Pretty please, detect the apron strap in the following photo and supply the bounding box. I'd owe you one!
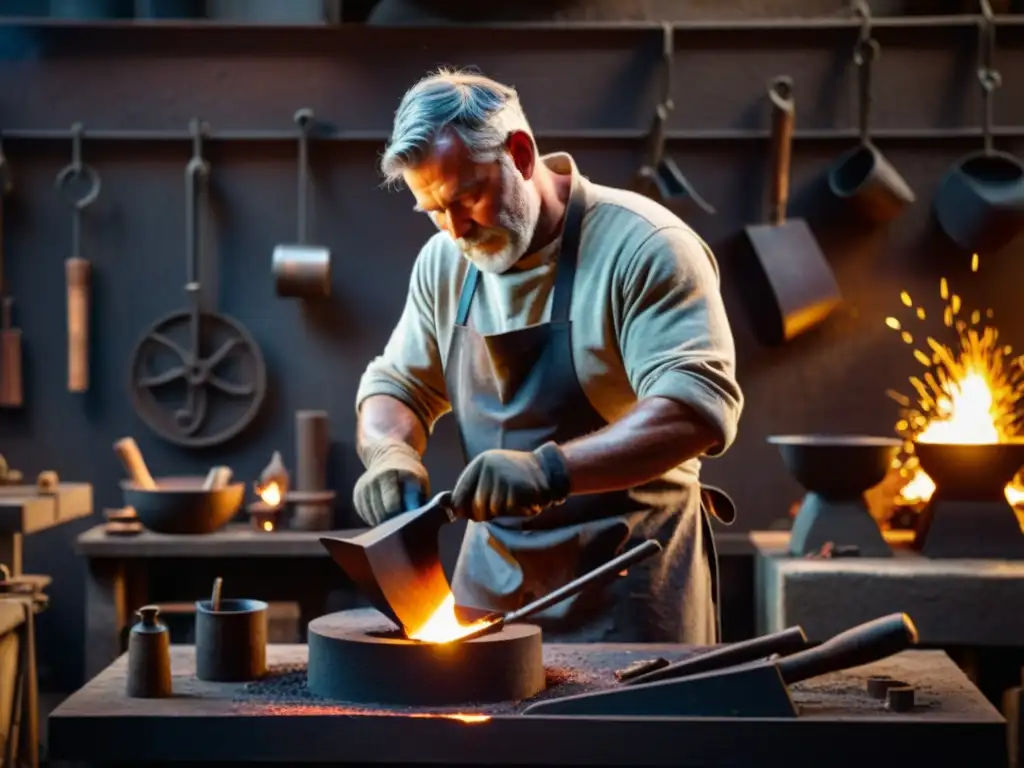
[550,176,587,324]
[699,498,724,643]
[454,265,480,326]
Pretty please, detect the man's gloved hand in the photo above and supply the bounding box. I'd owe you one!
[452,445,568,522]
[352,438,430,526]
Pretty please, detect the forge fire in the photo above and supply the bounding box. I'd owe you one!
[885,255,1024,514]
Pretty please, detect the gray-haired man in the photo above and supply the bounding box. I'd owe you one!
[353,70,743,644]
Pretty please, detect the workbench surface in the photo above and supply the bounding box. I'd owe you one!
[49,643,1005,766]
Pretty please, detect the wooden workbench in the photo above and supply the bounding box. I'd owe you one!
[48,643,1006,766]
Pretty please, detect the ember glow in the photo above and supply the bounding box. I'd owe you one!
[257,481,283,507]
[406,593,496,644]
[885,258,1024,511]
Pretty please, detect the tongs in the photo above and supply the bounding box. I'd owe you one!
[454,539,663,642]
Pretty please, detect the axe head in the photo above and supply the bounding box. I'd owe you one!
[320,491,455,636]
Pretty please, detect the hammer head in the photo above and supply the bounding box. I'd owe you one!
[320,491,455,636]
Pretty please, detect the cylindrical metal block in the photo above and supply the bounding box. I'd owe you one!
[195,598,268,682]
[273,244,332,299]
[293,410,331,530]
[307,608,545,706]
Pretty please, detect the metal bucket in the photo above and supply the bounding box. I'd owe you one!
[934,149,1024,254]
[934,9,1024,254]
[195,598,268,682]
[273,110,331,299]
[827,34,915,224]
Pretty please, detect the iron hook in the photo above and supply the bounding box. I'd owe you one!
[54,124,101,210]
[851,0,872,43]
[294,108,315,133]
[976,0,999,92]
[660,23,674,113]
[186,118,210,179]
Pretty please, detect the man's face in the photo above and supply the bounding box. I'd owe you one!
[403,131,541,274]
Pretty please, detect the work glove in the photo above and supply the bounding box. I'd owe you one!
[352,438,430,527]
[452,443,570,522]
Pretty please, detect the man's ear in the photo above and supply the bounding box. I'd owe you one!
[506,131,536,180]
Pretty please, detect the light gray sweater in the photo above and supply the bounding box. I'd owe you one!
[356,153,744,479]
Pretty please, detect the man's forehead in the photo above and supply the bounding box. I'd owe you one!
[405,132,489,193]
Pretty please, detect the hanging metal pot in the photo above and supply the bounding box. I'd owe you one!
[827,7,915,224]
[933,1,1024,254]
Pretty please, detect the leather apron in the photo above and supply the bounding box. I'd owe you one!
[444,174,733,644]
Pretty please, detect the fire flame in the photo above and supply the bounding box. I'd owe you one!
[257,482,282,507]
[406,593,496,644]
[885,258,1024,512]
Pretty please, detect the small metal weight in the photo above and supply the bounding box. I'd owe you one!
[195,596,268,682]
[127,605,172,698]
[273,108,331,299]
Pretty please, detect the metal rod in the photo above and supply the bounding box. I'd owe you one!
[2,14,1024,32]
[2,126,1024,145]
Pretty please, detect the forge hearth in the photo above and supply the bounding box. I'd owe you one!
[769,435,901,557]
[913,440,1024,559]
[306,608,545,706]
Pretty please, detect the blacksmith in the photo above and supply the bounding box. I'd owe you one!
[352,69,743,644]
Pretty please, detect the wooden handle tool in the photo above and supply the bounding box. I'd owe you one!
[202,466,233,490]
[0,296,22,408]
[66,256,90,392]
[113,437,158,490]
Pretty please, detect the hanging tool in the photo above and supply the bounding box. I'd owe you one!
[742,76,842,346]
[0,134,22,409]
[523,612,919,717]
[129,118,267,448]
[827,0,915,223]
[272,108,332,299]
[55,123,101,393]
[634,24,715,215]
[933,0,1024,255]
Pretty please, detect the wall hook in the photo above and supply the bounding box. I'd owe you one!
[634,23,715,215]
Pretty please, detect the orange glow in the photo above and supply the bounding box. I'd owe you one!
[885,261,1024,516]
[257,481,282,507]
[248,703,491,722]
[410,712,492,724]
[262,520,274,532]
[406,593,496,644]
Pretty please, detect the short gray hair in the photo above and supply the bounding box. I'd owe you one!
[379,68,534,186]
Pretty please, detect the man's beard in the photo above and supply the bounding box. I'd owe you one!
[455,164,541,275]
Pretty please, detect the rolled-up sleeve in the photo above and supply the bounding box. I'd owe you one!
[617,226,744,456]
[355,243,451,432]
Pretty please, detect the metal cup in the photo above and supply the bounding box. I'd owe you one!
[828,142,915,224]
[933,150,1024,254]
[195,598,268,682]
[272,243,331,299]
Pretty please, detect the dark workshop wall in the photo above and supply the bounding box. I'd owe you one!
[2,15,1024,690]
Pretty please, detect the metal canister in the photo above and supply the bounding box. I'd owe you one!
[127,605,172,698]
[195,598,268,682]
